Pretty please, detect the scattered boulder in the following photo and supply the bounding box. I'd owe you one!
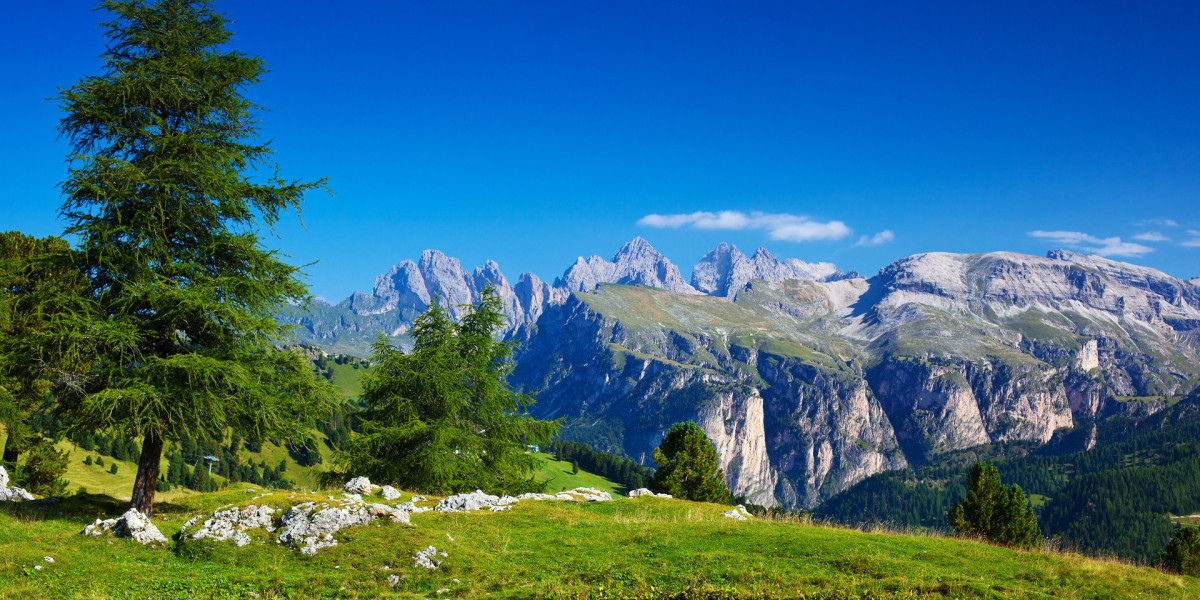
[411,495,427,503]
[0,465,34,502]
[83,508,168,544]
[0,486,34,502]
[413,545,447,569]
[381,485,401,501]
[185,504,278,547]
[387,574,400,587]
[276,502,376,555]
[435,490,519,513]
[628,488,672,499]
[721,505,752,521]
[343,477,377,495]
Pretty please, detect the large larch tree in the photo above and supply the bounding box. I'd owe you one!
[55,0,334,515]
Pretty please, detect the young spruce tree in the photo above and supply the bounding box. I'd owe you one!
[336,288,559,495]
[55,0,334,515]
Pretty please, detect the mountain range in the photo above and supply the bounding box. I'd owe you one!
[284,239,1200,510]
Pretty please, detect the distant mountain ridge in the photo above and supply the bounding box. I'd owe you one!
[283,239,1200,510]
[281,237,852,355]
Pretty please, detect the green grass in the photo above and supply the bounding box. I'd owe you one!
[534,452,624,496]
[325,361,368,399]
[1,484,1198,599]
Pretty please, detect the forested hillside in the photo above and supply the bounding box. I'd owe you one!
[816,393,1200,562]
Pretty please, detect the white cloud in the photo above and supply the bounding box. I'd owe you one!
[853,230,895,247]
[1028,230,1154,257]
[637,210,852,243]
[1183,231,1200,248]
[1136,218,1179,228]
[1132,231,1170,242]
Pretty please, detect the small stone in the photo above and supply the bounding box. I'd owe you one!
[34,565,42,571]
[43,557,54,563]
[387,574,400,587]
[380,485,401,501]
[413,545,443,569]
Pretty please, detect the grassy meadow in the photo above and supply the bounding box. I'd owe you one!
[2,482,1198,599]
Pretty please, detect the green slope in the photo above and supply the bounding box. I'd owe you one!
[534,452,624,495]
[2,484,1198,599]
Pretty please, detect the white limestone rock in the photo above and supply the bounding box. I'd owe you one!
[380,485,401,501]
[342,477,377,495]
[413,545,446,569]
[0,486,34,502]
[627,488,672,499]
[276,502,375,555]
[0,465,8,488]
[722,505,752,521]
[434,490,519,513]
[83,508,168,544]
[185,504,278,547]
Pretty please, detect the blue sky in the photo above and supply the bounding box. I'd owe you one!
[4,1,1199,300]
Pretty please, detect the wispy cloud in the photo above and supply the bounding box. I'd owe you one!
[637,211,852,243]
[1028,230,1154,257]
[853,230,895,247]
[1132,231,1170,242]
[1183,230,1200,248]
[1136,218,1179,228]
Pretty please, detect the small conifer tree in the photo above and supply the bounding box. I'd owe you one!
[649,422,731,503]
[948,461,1041,549]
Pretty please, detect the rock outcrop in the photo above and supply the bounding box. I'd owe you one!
[0,466,34,502]
[83,509,168,545]
[184,504,277,547]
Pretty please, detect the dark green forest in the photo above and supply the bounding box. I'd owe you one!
[815,393,1200,562]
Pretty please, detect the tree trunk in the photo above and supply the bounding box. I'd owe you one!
[130,434,163,516]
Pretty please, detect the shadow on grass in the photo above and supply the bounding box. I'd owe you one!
[0,491,190,524]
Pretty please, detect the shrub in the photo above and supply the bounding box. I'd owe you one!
[109,463,118,475]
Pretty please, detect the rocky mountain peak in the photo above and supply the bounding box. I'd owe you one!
[556,238,698,295]
[692,243,846,299]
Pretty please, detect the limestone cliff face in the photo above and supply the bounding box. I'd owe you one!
[513,293,907,510]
